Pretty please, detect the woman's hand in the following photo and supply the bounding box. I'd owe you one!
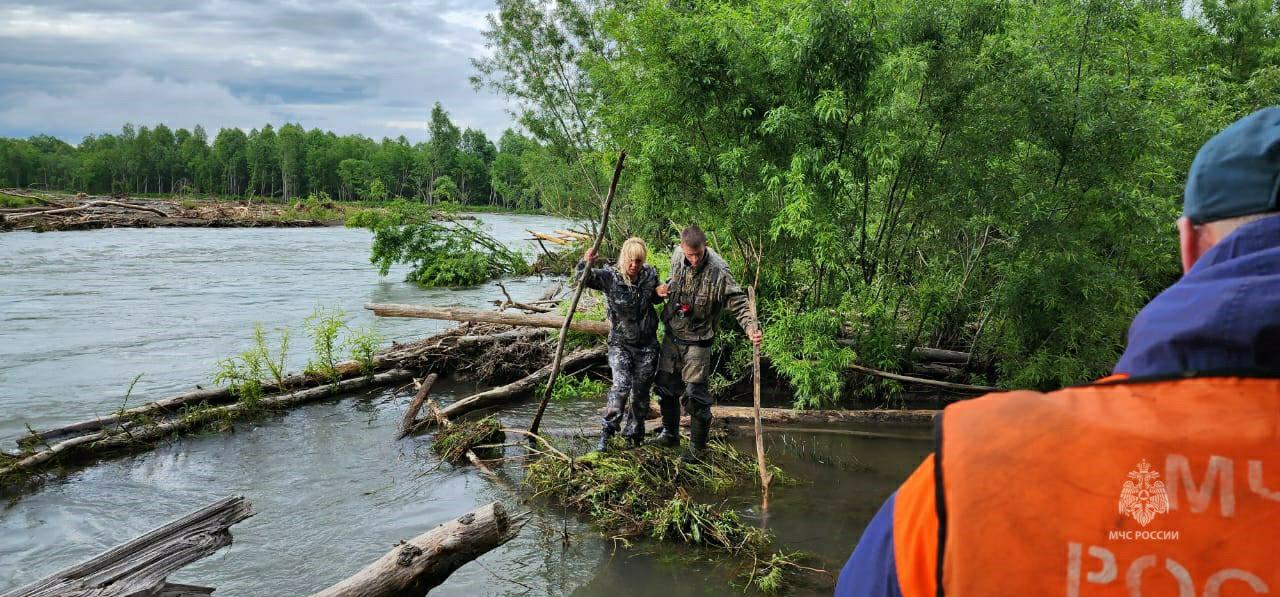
[656,284,669,298]
[583,248,596,263]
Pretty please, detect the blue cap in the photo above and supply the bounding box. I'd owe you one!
[1184,107,1280,224]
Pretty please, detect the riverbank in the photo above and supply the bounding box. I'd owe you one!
[0,189,544,233]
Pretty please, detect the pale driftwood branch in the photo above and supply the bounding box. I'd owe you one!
[399,373,439,439]
[4,495,253,597]
[366,303,609,336]
[555,229,591,241]
[412,345,607,429]
[527,230,571,245]
[848,363,996,393]
[493,282,552,313]
[311,501,521,597]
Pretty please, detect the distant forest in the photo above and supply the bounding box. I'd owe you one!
[0,103,582,211]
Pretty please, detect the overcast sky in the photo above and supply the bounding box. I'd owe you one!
[0,0,514,144]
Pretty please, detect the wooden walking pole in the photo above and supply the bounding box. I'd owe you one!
[748,285,773,509]
[528,150,626,435]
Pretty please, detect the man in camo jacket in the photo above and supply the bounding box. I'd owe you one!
[650,225,762,461]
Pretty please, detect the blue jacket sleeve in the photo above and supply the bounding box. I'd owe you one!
[835,491,903,597]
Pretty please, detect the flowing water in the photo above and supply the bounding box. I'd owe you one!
[0,216,931,595]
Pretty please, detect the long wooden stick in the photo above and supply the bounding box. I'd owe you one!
[748,287,773,509]
[528,150,626,435]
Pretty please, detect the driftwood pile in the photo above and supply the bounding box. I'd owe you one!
[0,318,595,485]
[0,189,327,232]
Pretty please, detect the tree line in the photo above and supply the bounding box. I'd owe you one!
[474,0,1280,403]
[0,103,569,210]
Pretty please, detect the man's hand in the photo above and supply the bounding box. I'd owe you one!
[749,327,763,346]
[583,248,596,263]
[656,284,669,298]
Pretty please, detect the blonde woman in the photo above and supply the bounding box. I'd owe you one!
[578,237,663,450]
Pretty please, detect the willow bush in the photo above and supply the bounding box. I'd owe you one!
[477,0,1280,404]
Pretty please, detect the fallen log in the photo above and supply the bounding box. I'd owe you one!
[24,338,450,447]
[311,501,521,597]
[848,363,996,393]
[454,328,548,346]
[366,303,610,336]
[710,406,937,427]
[555,229,591,241]
[834,340,972,364]
[3,495,253,597]
[907,346,970,364]
[527,230,571,246]
[6,200,169,220]
[419,345,608,428]
[3,370,413,480]
[910,363,964,378]
[399,373,439,439]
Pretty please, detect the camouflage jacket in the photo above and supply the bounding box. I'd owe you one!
[576,260,662,347]
[661,246,756,345]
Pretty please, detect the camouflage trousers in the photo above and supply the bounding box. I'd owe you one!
[655,335,714,423]
[603,343,658,439]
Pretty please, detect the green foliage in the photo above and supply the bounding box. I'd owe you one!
[212,323,292,406]
[479,0,1280,397]
[345,326,383,378]
[538,374,609,402]
[351,199,531,287]
[762,308,855,409]
[0,106,552,208]
[431,176,459,202]
[305,307,346,383]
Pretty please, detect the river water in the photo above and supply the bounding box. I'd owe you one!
[0,216,930,595]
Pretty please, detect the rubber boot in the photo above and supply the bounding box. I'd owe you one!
[595,427,615,452]
[646,399,681,448]
[680,416,709,463]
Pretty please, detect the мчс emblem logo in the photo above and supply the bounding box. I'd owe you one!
[1119,459,1169,526]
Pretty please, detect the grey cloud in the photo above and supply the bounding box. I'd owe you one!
[0,0,512,143]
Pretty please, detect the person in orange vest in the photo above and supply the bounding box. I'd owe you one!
[836,107,1280,596]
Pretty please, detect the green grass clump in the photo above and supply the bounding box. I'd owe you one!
[433,417,505,463]
[525,440,803,592]
[538,374,608,402]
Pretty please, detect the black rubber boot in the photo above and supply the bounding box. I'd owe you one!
[595,427,615,452]
[647,398,681,448]
[680,416,710,463]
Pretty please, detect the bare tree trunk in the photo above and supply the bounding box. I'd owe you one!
[366,304,609,336]
[311,501,521,597]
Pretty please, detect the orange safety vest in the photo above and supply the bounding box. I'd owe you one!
[923,376,1280,596]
